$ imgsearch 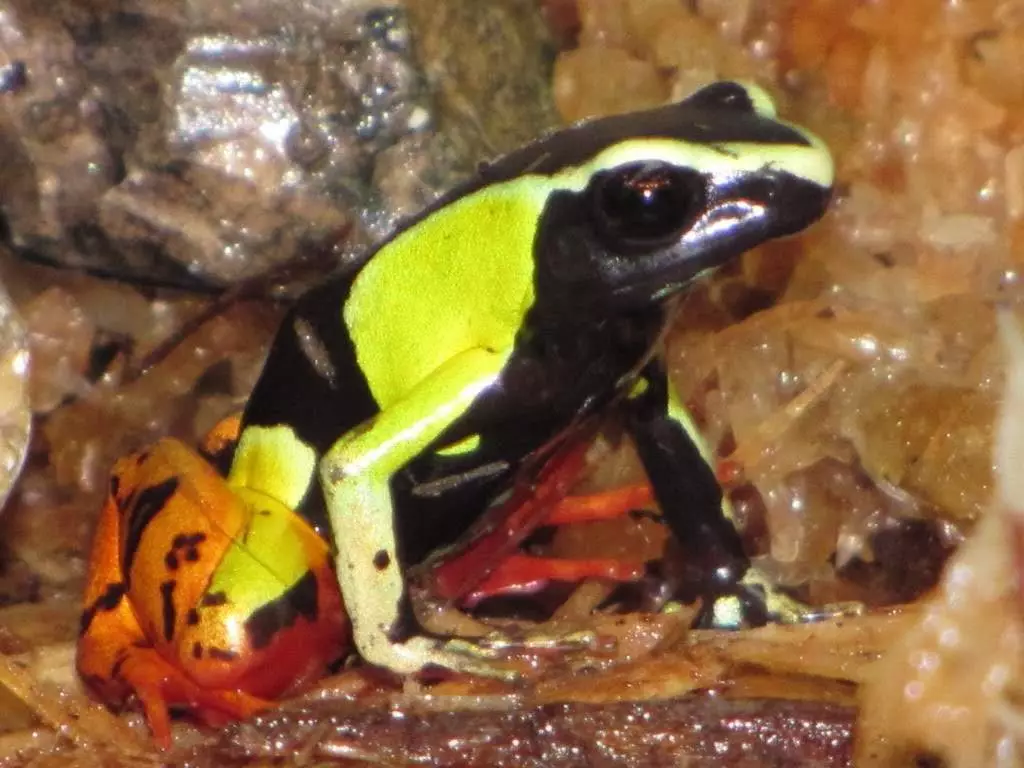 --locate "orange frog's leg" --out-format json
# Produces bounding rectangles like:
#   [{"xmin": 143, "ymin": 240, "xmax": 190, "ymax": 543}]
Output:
[
  {"xmin": 459, "ymin": 554, "xmax": 647, "ymax": 608},
  {"xmin": 541, "ymin": 484, "xmax": 655, "ymax": 525},
  {"xmin": 428, "ymin": 440, "xmax": 593, "ymax": 601},
  {"xmin": 428, "ymin": 442, "xmax": 652, "ymax": 605},
  {"xmin": 456, "ymin": 484, "xmax": 656, "ymax": 607},
  {"xmin": 171, "ymin": 482, "xmax": 349, "ymax": 703},
  {"xmin": 197, "ymin": 413, "xmax": 243, "ymax": 470},
  {"xmin": 432, "ymin": 446, "xmax": 743, "ymax": 606},
  {"xmin": 540, "ymin": 454, "xmax": 738, "ymax": 526},
  {"xmin": 77, "ymin": 440, "xmax": 270, "ymax": 748}
]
